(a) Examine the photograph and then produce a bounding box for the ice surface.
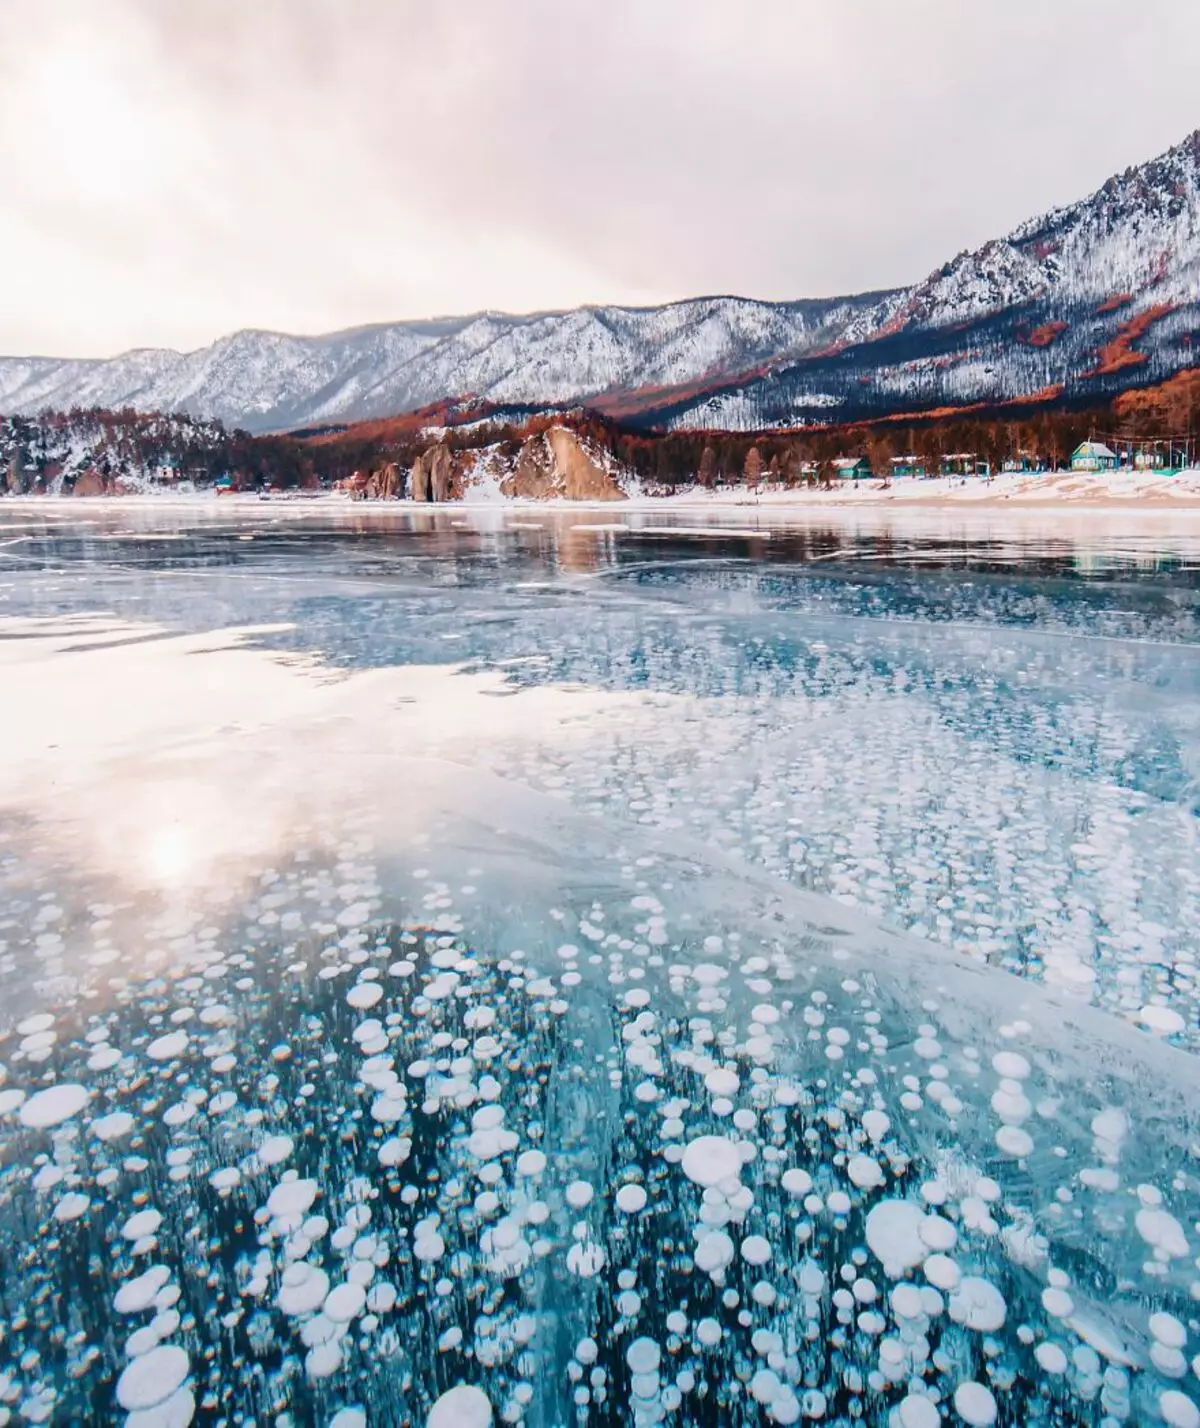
[0,508,1197,1423]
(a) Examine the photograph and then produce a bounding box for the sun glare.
[145,826,190,886]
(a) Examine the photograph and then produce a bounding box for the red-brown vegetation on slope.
[1087,304,1175,376]
[1096,293,1133,314]
[1113,366,1200,428]
[1024,322,1067,348]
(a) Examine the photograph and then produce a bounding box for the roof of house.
[1073,441,1117,458]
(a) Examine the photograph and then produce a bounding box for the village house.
[832,456,873,481]
[1070,440,1119,472]
[889,455,926,478]
[940,453,990,478]
[1002,452,1044,473]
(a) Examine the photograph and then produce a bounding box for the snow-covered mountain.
[2,130,1198,432]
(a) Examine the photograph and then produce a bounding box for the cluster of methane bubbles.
[478,616,1200,1056]
[0,807,1197,1428]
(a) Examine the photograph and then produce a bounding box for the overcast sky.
[1,0,1197,358]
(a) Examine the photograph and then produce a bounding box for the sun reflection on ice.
[144,826,190,886]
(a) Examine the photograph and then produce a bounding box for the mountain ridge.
[2,129,1198,433]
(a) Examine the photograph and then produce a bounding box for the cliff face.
[408,443,456,501]
[501,427,627,501]
[399,427,630,503]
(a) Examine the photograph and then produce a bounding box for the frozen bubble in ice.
[681,1136,742,1188]
[704,1068,740,1097]
[626,1338,661,1375]
[259,1134,294,1166]
[278,1263,329,1316]
[1140,1005,1186,1036]
[414,1231,445,1263]
[898,1394,941,1428]
[953,1381,996,1427]
[53,1192,90,1223]
[616,1184,648,1213]
[516,1150,546,1177]
[115,1343,190,1410]
[566,1242,605,1277]
[267,1178,319,1218]
[781,1168,813,1197]
[92,1111,135,1141]
[324,1281,367,1323]
[1041,1287,1073,1319]
[694,1231,735,1274]
[114,1266,171,1314]
[991,1051,1030,1079]
[337,903,371,928]
[1035,1342,1067,1374]
[19,1083,89,1128]
[566,1181,594,1209]
[1161,1392,1200,1428]
[865,1200,926,1277]
[923,1254,960,1291]
[427,1385,492,1428]
[949,1277,1006,1332]
[0,1089,26,1115]
[995,1125,1033,1157]
[861,1109,890,1143]
[918,1215,956,1252]
[741,1235,772,1266]
[123,1209,163,1241]
[329,1412,367,1428]
[378,1137,412,1168]
[147,1032,188,1061]
[847,1154,884,1190]
[1150,1312,1187,1349]
[1136,1208,1189,1258]
[125,1386,195,1427]
[347,982,383,1009]
[209,1167,240,1192]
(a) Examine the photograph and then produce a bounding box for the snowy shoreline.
[8,468,1200,514]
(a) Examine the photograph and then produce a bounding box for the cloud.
[0,0,1197,355]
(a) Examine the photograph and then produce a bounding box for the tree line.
[4,372,1197,492]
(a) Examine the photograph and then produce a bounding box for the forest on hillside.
[3,369,1198,493]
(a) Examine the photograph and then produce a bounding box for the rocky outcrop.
[367,463,402,499]
[406,443,463,501]
[73,469,107,497]
[409,452,431,502]
[502,427,626,501]
[428,444,454,502]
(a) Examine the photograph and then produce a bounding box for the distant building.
[832,457,873,481]
[1002,452,1044,473]
[889,455,926,478]
[1070,441,1119,472]
[940,453,990,478]
[1131,441,1191,473]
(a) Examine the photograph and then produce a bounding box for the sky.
[1,0,1198,358]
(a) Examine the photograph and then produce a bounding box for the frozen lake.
[0,503,1199,1427]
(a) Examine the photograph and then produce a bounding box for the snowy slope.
[2,130,1198,431]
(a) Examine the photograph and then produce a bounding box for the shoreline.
[7,468,1200,514]
[7,469,1200,516]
